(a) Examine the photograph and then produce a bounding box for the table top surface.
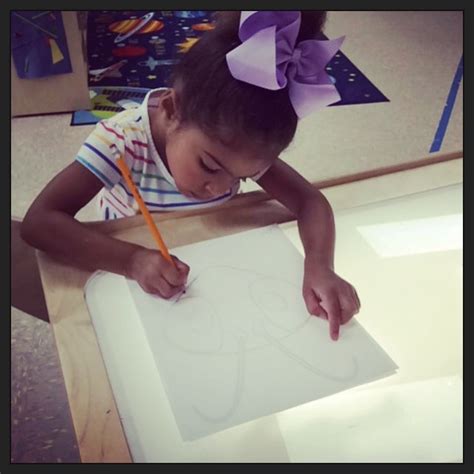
[36,157,462,462]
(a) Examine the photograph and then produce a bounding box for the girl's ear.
[159,88,180,125]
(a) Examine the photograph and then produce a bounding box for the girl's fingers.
[352,286,361,311]
[303,288,327,319]
[339,292,357,324]
[153,278,181,299]
[320,293,341,341]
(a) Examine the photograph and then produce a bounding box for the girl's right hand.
[126,247,190,298]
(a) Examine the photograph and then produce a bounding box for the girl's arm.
[21,162,188,297]
[257,158,335,267]
[257,158,360,340]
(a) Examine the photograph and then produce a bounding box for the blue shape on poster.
[174,11,206,18]
[138,56,160,71]
[322,34,389,107]
[11,11,72,79]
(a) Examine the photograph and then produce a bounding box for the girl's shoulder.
[99,106,148,144]
[107,106,143,129]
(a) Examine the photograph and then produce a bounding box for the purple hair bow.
[226,11,345,118]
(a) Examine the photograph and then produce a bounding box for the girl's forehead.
[192,126,278,162]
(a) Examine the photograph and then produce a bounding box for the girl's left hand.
[302,259,361,341]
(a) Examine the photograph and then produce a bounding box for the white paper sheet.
[127,225,398,441]
[85,271,291,462]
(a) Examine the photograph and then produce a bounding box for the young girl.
[22,10,360,341]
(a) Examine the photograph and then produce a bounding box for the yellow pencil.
[116,156,176,268]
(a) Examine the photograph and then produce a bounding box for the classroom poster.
[11,11,73,79]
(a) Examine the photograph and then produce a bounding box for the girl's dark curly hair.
[171,11,327,153]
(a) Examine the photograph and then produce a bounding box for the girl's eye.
[200,159,219,174]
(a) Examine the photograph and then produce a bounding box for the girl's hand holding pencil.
[117,155,190,298]
[126,247,189,299]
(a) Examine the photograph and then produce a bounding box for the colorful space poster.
[72,11,389,126]
[86,10,216,89]
[86,11,388,103]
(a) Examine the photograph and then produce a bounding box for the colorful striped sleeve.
[75,120,128,189]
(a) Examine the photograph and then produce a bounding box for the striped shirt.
[75,88,267,220]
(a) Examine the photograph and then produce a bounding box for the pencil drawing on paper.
[160,265,359,423]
